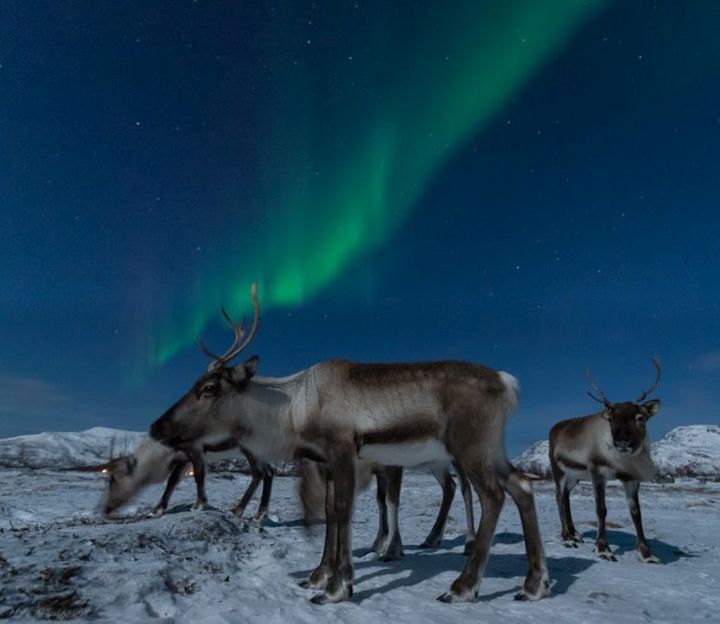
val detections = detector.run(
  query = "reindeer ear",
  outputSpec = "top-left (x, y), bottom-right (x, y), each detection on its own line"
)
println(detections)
top-left (243, 355), bottom-right (259, 379)
top-left (641, 399), bottom-right (661, 418)
top-left (601, 406), bottom-right (613, 420)
top-left (229, 356), bottom-right (259, 386)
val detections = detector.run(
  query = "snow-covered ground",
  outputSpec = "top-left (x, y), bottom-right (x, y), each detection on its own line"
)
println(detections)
top-left (1, 467), bottom-right (718, 623)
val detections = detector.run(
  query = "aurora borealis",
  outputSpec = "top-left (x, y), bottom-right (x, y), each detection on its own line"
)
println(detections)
top-left (2, 1), bottom-right (719, 447)
top-left (149, 0), bottom-right (606, 365)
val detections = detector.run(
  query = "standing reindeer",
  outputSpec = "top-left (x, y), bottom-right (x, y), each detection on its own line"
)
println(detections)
top-left (149, 284), bottom-right (548, 604)
top-left (103, 436), bottom-right (274, 521)
top-left (549, 359), bottom-right (662, 562)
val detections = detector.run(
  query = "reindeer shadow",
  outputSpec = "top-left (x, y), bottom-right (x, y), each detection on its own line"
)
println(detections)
top-left (295, 533), bottom-right (594, 604)
top-left (579, 529), bottom-right (696, 564)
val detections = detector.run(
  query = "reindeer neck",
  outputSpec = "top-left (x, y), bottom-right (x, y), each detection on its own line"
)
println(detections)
top-left (228, 369), bottom-right (309, 461)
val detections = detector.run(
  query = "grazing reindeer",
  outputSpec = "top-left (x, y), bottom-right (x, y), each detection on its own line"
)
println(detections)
top-left (103, 436), bottom-right (274, 521)
top-left (549, 359), bottom-right (662, 562)
top-left (149, 284), bottom-right (548, 605)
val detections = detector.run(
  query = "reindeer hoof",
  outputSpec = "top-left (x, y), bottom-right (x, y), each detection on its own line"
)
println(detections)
top-left (562, 534), bottom-right (583, 547)
top-left (191, 502), bottom-right (207, 512)
top-left (148, 507), bottom-right (165, 518)
top-left (639, 552), bottom-right (660, 564)
top-left (595, 548), bottom-right (617, 562)
top-left (437, 586), bottom-right (478, 603)
top-left (231, 506), bottom-right (247, 517)
top-left (311, 581), bottom-right (352, 604)
top-left (516, 574), bottom-right (551, 601)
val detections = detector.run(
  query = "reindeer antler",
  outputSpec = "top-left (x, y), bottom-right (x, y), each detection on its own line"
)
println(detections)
top-left (636, 357), bottom-right (661, 403)
top-left (201, 283), bottom-right (260, 371)
top-left (586, 368), bottom-right (612, 407)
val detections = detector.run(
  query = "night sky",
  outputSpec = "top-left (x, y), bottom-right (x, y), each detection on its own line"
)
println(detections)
top-left (1, 1), bottom-right (719, 454)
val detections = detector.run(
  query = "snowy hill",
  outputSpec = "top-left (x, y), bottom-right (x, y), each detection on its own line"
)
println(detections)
top-left (0, 427), bottom-right (145, 469)
top-left (513, 425), bottom-right (720, 481)
top-left (0, 427), bottom-right (295, 474)
top-left (652, 425), bottom-right (720, 480)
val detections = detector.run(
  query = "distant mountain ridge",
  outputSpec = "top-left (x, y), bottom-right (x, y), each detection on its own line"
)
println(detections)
top-left (0, 427), bottom-right (145, 469)
top-left (513, 425), bottom-right (720, 482)
top-left (1, 425), bottom-right (719, 481)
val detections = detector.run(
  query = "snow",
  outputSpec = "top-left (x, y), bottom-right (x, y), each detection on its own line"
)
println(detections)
top-left (652, 425), bottom-right (720, 481)
top-left (514, 425), bottom-right (720, 481)
top-left (0, 427), bottom-right (145, 470)
top-left (1, 425), bottom-right (719, 621)
top-left (1, 467), bottom-right (719, 622)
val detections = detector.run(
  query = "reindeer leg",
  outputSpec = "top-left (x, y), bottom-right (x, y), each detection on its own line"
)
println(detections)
top-left (457, 465), bottom-right (476, 554)
top-left (298, 459), bottom-right (325, 526)
top-left (420, 465), bottom-right (456, 549)
top-left (231, 449), bottom-right (263, 517)
top-left (504, 469), bottom-right (550, 600)
top-left (150, 460), bottom-right (187, 517)
top-left (438, 464), bottom-right (504, 603)
top-left (623, 480), bottom-right (658, 563)
top-left (301, 468), bottom-right (335, 591)
top-left (371, 468), bottom-right (389, 554)
top-left (252, 464), bottom-right (274, 525)
top-left (591, 471), bottom-right (615, 560)
top-left (376, 466), bottom-right (404, 561)
top-left (311, 442), bottom-right (355, 604)
top-left (552, 461), bottom-right (582, 546)
top-left (187, 449), bottom-right (208, 511)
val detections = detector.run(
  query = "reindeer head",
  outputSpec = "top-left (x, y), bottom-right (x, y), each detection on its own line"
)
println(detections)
top-left (587, 358), bottom-right (662, 454)
top-left (103, 454), bottom-right (140, 515)
top-left (149, 284), bottom-right (261, 449)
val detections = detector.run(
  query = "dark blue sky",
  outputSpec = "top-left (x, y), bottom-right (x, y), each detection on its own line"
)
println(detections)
top-left (1, 1), bottom-right (718, 453)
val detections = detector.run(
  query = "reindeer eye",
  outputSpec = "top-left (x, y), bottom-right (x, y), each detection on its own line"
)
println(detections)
top-left (200, 383), bottom-right (218, 396)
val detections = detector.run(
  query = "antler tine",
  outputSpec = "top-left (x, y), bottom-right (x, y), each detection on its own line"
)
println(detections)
top-left (636, 357), bottom-right (662, 402)
top-left (200, 306), bottom-right (247, 371)
top-left (222, 283), bottom-right (260, 363)
top-left (586, 368), bottom-right (611, 406)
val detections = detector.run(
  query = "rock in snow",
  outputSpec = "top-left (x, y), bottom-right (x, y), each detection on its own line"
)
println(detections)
top-left (513, 425), bottom-right (720, 481)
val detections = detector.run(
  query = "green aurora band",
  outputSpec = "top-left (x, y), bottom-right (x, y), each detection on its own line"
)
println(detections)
top-left (148, 0), bottom-right (606, 367)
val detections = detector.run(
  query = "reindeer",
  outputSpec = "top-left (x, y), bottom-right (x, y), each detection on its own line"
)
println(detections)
top-left (104, 433), bottom-right (473, 555)
top-left (103, 436), bottom-right (274, 521)
top-left (549, 359), bottom-right (662, 562)
top-left (149, 284), bottom-right (548, 605)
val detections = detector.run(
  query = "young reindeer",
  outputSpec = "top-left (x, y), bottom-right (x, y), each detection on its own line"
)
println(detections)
top-left (149, 284), bottom-right (549, 605)
top-left (549, 359), bottom-right (662, 562)
top-left (103, 436), bottom-right (274, 521)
